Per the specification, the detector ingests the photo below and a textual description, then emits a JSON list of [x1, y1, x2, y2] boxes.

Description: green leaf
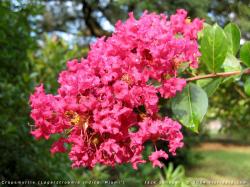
[[223, 54, 242, 72], [244, 77, 250, 96], [240, 42, 250, 67], [224, 23, 241, 55], [222, 53, 242, 82], [197, 78, 222, 97], [171, 83, 208, 132], [200, 24, 228, 73]]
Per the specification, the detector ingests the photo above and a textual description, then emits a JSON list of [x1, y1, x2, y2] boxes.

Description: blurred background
[[1, 0, 250, 186]]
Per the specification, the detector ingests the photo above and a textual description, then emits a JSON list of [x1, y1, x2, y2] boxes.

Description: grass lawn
[[186, 144, 250, 187]]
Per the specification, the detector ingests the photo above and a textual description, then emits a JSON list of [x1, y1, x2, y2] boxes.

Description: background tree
[[38, 0, 250, 40], [0, 1, 85, 182]]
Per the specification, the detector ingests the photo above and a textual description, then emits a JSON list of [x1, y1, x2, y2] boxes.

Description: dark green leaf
[[171, 83, 208, 132], [200, 24, 228, 73]]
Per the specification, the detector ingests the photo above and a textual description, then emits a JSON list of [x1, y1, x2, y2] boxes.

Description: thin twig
[[186, 68, 250, 82], [234, 85, 247, 99]]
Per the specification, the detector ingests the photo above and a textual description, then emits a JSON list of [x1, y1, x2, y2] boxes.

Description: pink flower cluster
[[30, 9, 203, 169]]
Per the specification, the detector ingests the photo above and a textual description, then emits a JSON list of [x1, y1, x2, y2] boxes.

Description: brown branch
[[186, 68, 250, 82], [96, 0, 115, 25], [81, 0, 111, 37], [234, 85, 247, 99]]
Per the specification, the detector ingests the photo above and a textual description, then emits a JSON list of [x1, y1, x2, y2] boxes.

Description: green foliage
[[222, 24, 242, 80], [200, 24, 228, 73], [244, 77, 250, 96], [195, 20, 250, 139], [223, 54, 242, 82], [171, 83, 208, 132], [0, 0, 47, 182], [204, 81, 250, 141], [114, 163, 158, 187], [223, 54, 241, 72], [197, 78, 222, 97], [28, 35, 84, 93], [0, 1, 89, 182], [195, 20, 250, 141], [224, 23, 241, 55], [157, 163, 193, 187], [240, 41, 250, 67]]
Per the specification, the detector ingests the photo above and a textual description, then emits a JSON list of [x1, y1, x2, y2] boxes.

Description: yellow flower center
[[121, 74, 133, 85], [65, 111, 89, 129]]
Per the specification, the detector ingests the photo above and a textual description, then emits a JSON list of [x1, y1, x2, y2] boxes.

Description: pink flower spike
[[29, 9, 202, 169]]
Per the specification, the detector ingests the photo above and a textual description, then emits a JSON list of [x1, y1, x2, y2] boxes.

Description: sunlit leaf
[[200, 24, 228, 73], [224, 23, 241, 55]]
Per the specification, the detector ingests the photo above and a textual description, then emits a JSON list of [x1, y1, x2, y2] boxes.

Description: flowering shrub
[[30, 9, 204, 169]]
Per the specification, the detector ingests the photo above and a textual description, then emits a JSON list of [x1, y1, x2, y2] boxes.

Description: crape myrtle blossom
[[29, 9, 203, 169]]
